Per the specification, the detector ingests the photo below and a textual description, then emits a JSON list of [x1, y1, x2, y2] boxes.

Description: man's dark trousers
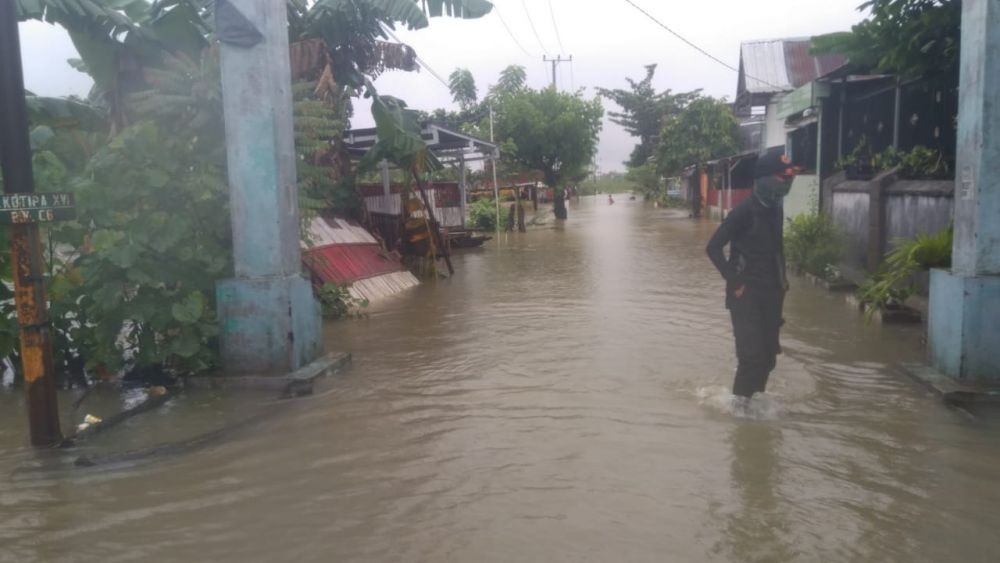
[[729, 285, 784, 397]]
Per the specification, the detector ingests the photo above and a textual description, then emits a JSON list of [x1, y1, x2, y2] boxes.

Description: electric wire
[[622, 0, 784, 90], [382, 25, 451, 91], [494, 4, 534, 58], [547, 0, 566, 55], [521, 0, 550, 54]]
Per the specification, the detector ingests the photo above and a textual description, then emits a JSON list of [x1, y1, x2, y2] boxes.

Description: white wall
[[763, 98, 788, 150], [785, 174, 819, 218]]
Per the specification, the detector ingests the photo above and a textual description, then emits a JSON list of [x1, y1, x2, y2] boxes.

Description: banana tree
[[358, 82, 454, 274]]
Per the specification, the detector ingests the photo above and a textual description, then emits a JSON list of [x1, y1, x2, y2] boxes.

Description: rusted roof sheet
[[740, 38, 848, 96], [303, 244, 405, 285]]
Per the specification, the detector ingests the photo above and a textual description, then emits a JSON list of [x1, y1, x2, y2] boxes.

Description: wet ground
[[3, 197, 1000, 562]]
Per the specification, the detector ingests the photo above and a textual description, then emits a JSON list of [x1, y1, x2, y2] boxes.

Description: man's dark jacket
[[705, 196, 787, 308]]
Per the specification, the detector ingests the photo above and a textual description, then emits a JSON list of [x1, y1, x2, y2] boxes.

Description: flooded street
[[3, 197, 1000, 562]]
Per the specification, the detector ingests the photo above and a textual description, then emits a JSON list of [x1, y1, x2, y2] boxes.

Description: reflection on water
[[2, 197, 1000, 562]]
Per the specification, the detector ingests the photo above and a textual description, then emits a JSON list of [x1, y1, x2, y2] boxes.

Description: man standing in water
[[706, 150, 799, 404]]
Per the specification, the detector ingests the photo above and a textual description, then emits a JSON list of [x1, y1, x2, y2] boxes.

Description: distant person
[[705, 150, 801, 406], [608, 194, 615, 205]]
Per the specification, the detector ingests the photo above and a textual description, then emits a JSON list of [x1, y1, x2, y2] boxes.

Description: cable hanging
[[521, 0, 550, 55], [547, 0, 566, 55], [622, 0, 784, 90], [494, 4, 534, 58]]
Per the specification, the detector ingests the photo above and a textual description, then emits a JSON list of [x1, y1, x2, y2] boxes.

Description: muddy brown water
[[3, 197, 1000, 562]]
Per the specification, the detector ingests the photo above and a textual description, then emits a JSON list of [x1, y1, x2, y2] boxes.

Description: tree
[[657, 95, 738, 178], [492, 64, 527, 97], [598, 65, 699, 168], [493, 88, 603, 219], [448, 68, 478, 110], [811, 0, 961, 79]]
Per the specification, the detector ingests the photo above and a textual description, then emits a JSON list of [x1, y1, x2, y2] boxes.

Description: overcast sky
[[18, 0, 868, 172]]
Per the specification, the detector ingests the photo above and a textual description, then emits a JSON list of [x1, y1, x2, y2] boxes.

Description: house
[[705, 37, 849, 220], [343, 123, 498, 254]]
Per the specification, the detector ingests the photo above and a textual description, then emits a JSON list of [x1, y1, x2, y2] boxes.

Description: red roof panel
[[303, 244, 406, 285]]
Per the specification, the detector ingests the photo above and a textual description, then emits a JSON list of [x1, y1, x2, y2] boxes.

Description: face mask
[[754, 176, 792, 207]]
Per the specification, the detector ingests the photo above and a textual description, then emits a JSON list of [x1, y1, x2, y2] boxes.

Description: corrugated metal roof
[[740, 38, 849, 96], [304, 216, 377, 248], [303, 244, 405, 285], [741, 39, 792, 94], [349, 271, 420, 302]]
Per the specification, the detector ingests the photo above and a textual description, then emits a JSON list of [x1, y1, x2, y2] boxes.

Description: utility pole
[[490, 106, 501, 235], [543, 55, 572, 90], [0, 2, 63, 447], [215, 0, 321, 375]]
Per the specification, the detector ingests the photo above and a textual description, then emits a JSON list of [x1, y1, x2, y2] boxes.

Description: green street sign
[[0, 192, 75, 224]]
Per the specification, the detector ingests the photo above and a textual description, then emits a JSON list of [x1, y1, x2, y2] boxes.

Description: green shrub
[[857, 226, 952, 321], [871, 145, 950, 179], [467, 197, 499, 231], [784, 213, 845, 278], [317, 284, 369, 320]]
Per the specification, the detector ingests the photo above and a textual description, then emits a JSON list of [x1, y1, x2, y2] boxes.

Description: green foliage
[[467, 197, 499, 231], [784, 213, 845, 278], [317, 283, 369, 319], [48, 121, 231, 375], [625, 163, 662, 199], [811, 0, 960, 79], [493, 65, 527, 97], [492, 88, 604, 190], [857, 226, 952, 319], [448, 68, 478, 110], [598, 65, 700, 168], [657, 95, 739, 178], [580, 172, 638, 196], [291, 0, 493, 88], [872, 145, 950, 179], [360, 82, 441, 174], [293, 82, 358, 221]]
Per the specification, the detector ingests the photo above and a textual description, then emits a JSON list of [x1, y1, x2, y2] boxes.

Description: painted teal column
[[214, 0, 321, 374], [928, 0, 1000, 383]]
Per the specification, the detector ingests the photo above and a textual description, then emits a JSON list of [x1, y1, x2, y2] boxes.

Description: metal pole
[[0, 3, 63, 447], [490, 106, 501, 235]]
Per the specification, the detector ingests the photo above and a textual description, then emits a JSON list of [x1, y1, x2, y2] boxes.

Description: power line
[[521, 0, 550, 55], [547, 0, 566, 55], [494, 4, 534, 58], [622, 0, 784, 90], [382, 25, 451, 90]]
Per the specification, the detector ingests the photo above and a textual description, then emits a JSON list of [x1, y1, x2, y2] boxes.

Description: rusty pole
[[0, 1, 63, 446]]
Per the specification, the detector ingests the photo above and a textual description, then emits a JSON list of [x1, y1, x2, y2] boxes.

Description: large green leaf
[[171, 291, 204, 323], [359, 81, 440, 173], [424, 0, 492, 18]]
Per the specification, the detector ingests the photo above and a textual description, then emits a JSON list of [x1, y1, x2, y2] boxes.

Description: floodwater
[[3, 197, 1000, 562]]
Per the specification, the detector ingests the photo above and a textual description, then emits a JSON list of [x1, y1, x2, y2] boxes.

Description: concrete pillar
[[928, 0, 1000, 383], [215, 0, 321, 375]]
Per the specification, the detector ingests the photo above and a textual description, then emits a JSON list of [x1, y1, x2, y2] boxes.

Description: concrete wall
[[785, 174, 819, 218], [828, 175, 954, 276], [886, 189, 954, 244], [831, 188, 870, 270]]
